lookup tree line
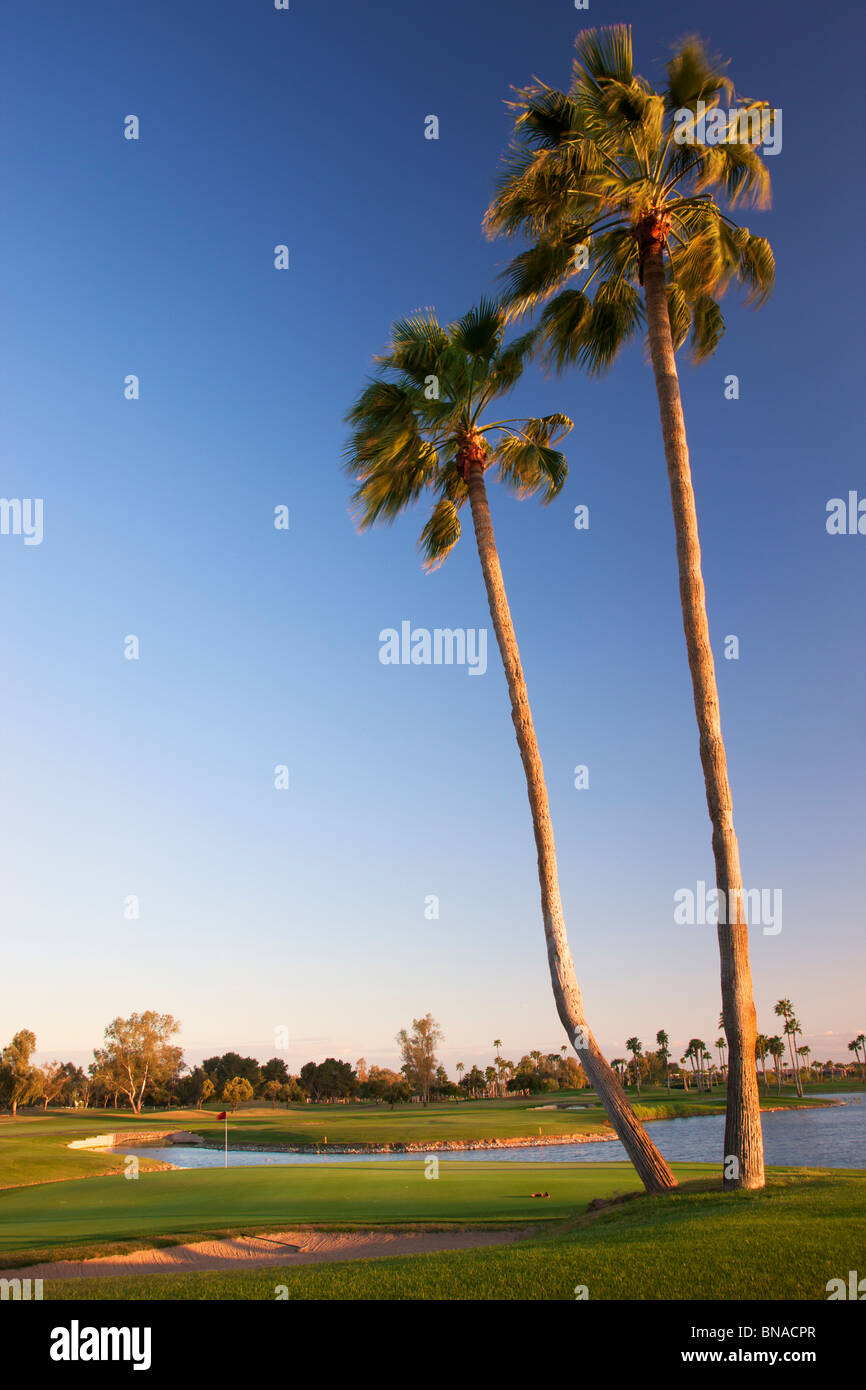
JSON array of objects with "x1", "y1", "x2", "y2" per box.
[{"x1": 3, "y1": 1009, "x2": 860, "y2": 1116}]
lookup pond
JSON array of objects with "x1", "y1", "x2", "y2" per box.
[{"x1": 115, "y1": 1094, "x2": 864, "y2": 1169}]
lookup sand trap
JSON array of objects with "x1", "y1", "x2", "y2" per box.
[{"x1": 1, "y1": 1228, "x2": 525, "y2": 1281}]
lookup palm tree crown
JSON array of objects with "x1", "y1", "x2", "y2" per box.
[
  {"x1": 484, "y1": 24, "x2": 774, "y2": 368},
  {"x1": 345, "y1": 300, "x2": 571, "y2": 568}
]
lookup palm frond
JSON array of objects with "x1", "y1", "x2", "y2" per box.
[{"x1": 419, "y1": 497, "x2": 462, "y2": 571}]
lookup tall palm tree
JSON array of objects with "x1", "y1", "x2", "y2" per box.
[
  {"x1": 345, "y1": 301, "x2": 677, "y2": 1193},
  {"x1": 848, "y1": 1035, "x2": 866, "y2": 1083},
  {"x1": 625, "y1": 1037, "x2": 643, "y2": 1095},
  {"x1": 716, "y1": 1036, "x2": 727, "y2": 1078},
  {"x1": 485, "y1": 24, "x2": 774, "y2": 1192},
  {"x1": 656, "y1": 1029, "x2": 671, "y2": 1091},
  {"x1": 755, "y1": 1034, "x2": 770, "y2": 1091}
]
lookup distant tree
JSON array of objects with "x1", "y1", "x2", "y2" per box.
[
  {"x1": 774, "y1": 1001, "x2": 803, "y2": 1098},
  {"x1": 279, "y1": 1078, "x2": 305, "y2": 1105},
  {"x1": 396, "y1": 1015, "x2": 443, "y2": 1105},
  {"x1": 848, "y1": 1035, "x2": 866, "y2": 1082},
  {"x1": 203, "y1": 1053, "x2": 262, "y2": 1091},
  {"x1": 260, "y1": 1057, "x2": 290, "y2": 1086},
  {"x1": 355, "y1": 1058, "x2": 368, "y2": 1084},
  {"x1": 384, "y1": 1081, "x2": 412, "y2": 1107},
  {"x1": 201, "y1": 1077, "x2": 215, "y2": 1108},
  {"x1": 102, "y1": 1013, "x2": 182, "y2": 1114},
  {"x1": 767, "y1": 1036, "x2": 785, "y2": 1093},
  {"x1": 222, "y1": 1077, "x2": 254, "y2": 1112},
  {"x1": 755, "y1": 1035, "x2": 770, "y2": 1091},
  {"x1": 33, "y1": 1060, "x2": 69, "y2": 1111},
  {"x1": 656, "y1": 1030, "x2": 671, "y2": 1091},
  {"x1": 685, "y1": 1039, "x2": 708, "y2": 1092},
  {"x1": 263, "y1": 1080, "x2": 283, "y2": 1108},
  {"x1": 625, "y1": 1038, "x2": 643, "y2": 1095},
  {"x1": 0, "y1": 1031, "x2": 38, "y2": 1116},
  {"x1": 299, "y1": 1058, "x2": 357, "y2": 1103},
  {"x1": 461, "y1": 1065, "x2": 486, "y2": 1097},
  {"x1": 509, "y1": 1069, "x2": 545, "y2": 1094}
]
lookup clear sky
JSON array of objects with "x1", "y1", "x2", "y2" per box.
[{"x1": 1, "y1": 0, "x2": 863, "y2": 1077}]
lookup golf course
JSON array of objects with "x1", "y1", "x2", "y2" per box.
[{"x1": 2, "y1": 1090, "x2": 863, "y2": 1301}]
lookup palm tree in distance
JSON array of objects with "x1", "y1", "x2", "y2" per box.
[
  {"x1": 767, "y1": 1035, "x2": 784, "y2": 1094},
  {"x1": 625, "y1": 1037, "x2": 643, "y2": 1095},
  {"x1": 485, "y1": 23, "x2": 775, "y2": 1191},
  {"x1": 755, "y1": 1034, "x2": 770, "y2": 1091},
  {"x1": 848, "y1": 1035, "x2": 866, "y2": 1082},
  {"x1": 774, "y1": 1000, "x2": 804, "y2": 1098},
  {"x1": 656, "y1": 1029, "x2": 671, "y2": 1091},
  {"x1": 345, "y1": 301, "x2": 677, "y2": 1193}
]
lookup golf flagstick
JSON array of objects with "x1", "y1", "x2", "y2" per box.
[{"x1": 217, "y1": 1110, "x2": 228, "y2": 1166}]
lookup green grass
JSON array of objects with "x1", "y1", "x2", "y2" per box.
[
  {"x1": 0, "y1": 1160, "x2": 674, "y2": 1265},
  {"x1": 0, "y1": 1084, "x2": 839, "y2": 1190},
  {"x1": 37, "y1": 1172, "x2": 866, "y2": 1301}
]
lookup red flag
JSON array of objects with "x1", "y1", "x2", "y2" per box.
[{"x1": 216, "y1": 1111, "x2": 227, "y2": 1120}]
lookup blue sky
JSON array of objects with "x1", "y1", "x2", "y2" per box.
[{"x1": 1, "y1": 0, "x2": 863, "y2": 1076}]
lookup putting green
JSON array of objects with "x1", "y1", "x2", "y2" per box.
[{"x1": 0, "y1": 1161, "x2": 712, "y2": 1264}]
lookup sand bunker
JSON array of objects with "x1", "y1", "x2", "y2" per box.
[{"x1": 2, "y1": 1227, "x2": 524, "y2": 1281}]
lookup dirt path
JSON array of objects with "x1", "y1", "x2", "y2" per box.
[{"x1": 1, "y1": 1227, "x2": 527, "y2": 1281}]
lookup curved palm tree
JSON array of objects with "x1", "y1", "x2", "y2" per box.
[
  {"x1": 345, "y1": 300, "x2": 676, "y2": 1193},
  {"x1": 485, "y1": 24, "x2": 774, "y2": 1191}
]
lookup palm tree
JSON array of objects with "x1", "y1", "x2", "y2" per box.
[
  {"x1": 346, "y1": 303, "x2": 676, "y2": 1192},
  {"x1": 702, "y1": 1050, "x2": 713, "y2": 1089},
  {"x1": 485, "y1": 24, "x2": 774, "y2": 1192},
  {"x1": 755, "y1": 1034, "x2": 770, "y2": 1091},
  {"x1": 611, "y1": 1058, "x2": 627, "y2": 1084},
  {"x1": 716, "y1": 1036, "x2": 728, "y2": 1078},
  {"x1": 685, "y1": 1038, "x2": 708, "y2": 1091},
  {"x1": 767, "y1": 1035, "x2": 784, "y2": 1094},
  {"x1": 656, "y1": 1029, "x2": 671, "y2": 1091},
  {"x1": 848, "y1": 1035, "x2": 866, "y2": 1083},
  {"x1": 774, "y1": 1001, "x2": 804, "y2": 1098},
  {"x1": 798, "y1": 1045, "x2": 811, "y2": 1084},
  {"x1": 625, "y1": 1037, "x2": 643, "y2": 1095},
  {"x1": 493, "y1": 1040, "x2": 503, "y2": 1063}
]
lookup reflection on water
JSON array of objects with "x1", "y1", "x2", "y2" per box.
[{"x1": 116, "y1": 1094, "x2": 864, "y2": 1169}]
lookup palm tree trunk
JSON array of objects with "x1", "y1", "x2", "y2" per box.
[
  {"x1": 642, "y1": 243, "x2": 765, "y2": 1192},
  {"x1": 466, "y1": 463, "x2": 677, "y2": 1194}
]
